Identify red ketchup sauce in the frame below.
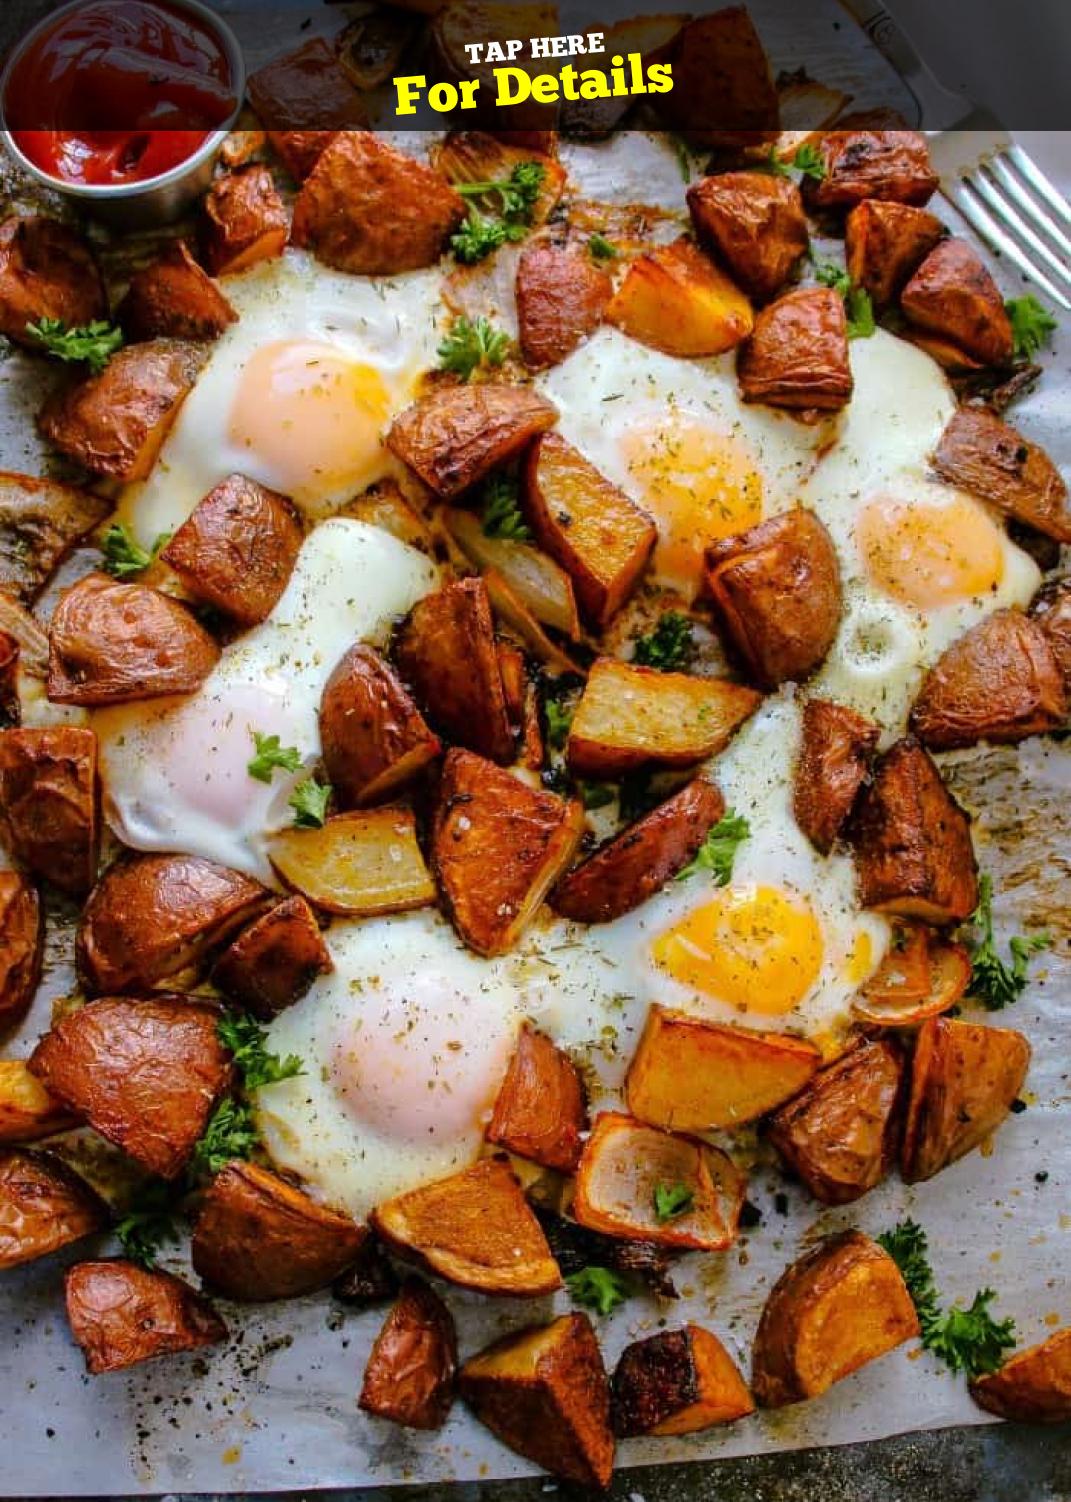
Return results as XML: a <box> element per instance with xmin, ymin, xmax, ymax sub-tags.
<box><xmin>6</xmin><ymin>0</ymin><xmax>236</xmax><ymax>186</ymax></box>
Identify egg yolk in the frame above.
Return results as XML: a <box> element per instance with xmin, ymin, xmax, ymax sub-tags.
<box><xmin>857</xmin><ymin>494</ymin><xmax>1005</xmax><ymax>610</ymax></box>
<box><xmin>622</xmin><ymin>417</ymin><xmax>763</xmax><ymax>598</ymax></box>
<box><xmin>228</xmin><ymin>339</ymin><xmax>391</xmax><ymax>505</ymax></box>
<box><xmin>651</xmin><ymin>885</ymin><xmax>823</xmax><ymax>1015</ymax></box>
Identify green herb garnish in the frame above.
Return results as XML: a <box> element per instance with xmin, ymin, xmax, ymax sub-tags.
<box><xmin>247</xmin><ymin>730</ymin><xmax>303</xmax><ymax>784</ymax></box>
<box><xmin>543</xmin><ymin>692</ymin><xmax>574</xmax><ymax>750</ymax></box>
<box><xmin>966</xmin><ymin>872</ymin><xmax>1050</xmax><ymax>1010</ymax></box>
<box><xmin>114</xmin><ymin>1180</ymin><xmax>178</xmax><ymax>1270</ymax></box>
<box><xmin>289</xmin><ymin>777</ymin><xmax>331</xmax><ymax>829</ymax></box>
<box><xmin>765</xmin><ymin>142</ymin><xmax>826</xmax><ymax>181</ymax></box>
<box><xmin>565</xmin><ymin>1265</ymin><xmax>631</xmax><ymax>1316</ymax></box>
<box><xmin>481</xmin><ymin>472</ymin><xmax>531</xmax><ymax>541</ymax></box>
<box><xmin>579</xmin><ymin>782</ymin><xmax>615</xmax><ymax>810</ymax></box>
<box><xmin>100</xmin><ymin>522</ymin><xmax>170</xmax><ymax>580</ymax></box>
<box><xmin>676</xmin><ymin>809</ymin><xmax>750</xmax><ymax>883</ymax></box>
<box><xmin>190</xmin><ymin>1095</ymin><xmax>260</xmax><ymax>1178</ymax></box>
<box><xmin>633</xmin><ymin>611</ymin><xmax>695</xmax><ymax>672</ymax></box>
<box><xmin>437</xmin><ymin>314</ymin><xmax>511</xmax><ymax>380</ymax></box>
<box><xmin>653</xmin><ymin>1181</ymin><xmax>694</xmax><ymax>1223</ymax></box>
<box><xmin>218</xmin><ymin>1010</ymin><xmax>304</xmax><ymax>1091</ymax></box>
<box><xmin>25</xmin><ymin>316</ymin><xmax>124</xmax><ymax>374</ymax></box>
<box><xmin>589</xmin><ymin>232</ymin><xmax>618</xmax><ymax>261</ymax></box>
<box><xmin>814</xmin><ymin>258</ymin><xmax>874</xmax><ymax>338</ymax></box>
<box><xmin>1006</xmin><ymin>295</ymin><xmax>1058</xmax><ymax>361</ymax></box>
<box><xmin>450</xmin><ymin>162</ymin><xmax>546</xmax><ymax>264</ymax></box>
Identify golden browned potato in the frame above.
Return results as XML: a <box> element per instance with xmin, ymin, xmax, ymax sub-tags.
<box><xmin>248</xmin><ymin>39</ymin><xmax>367</xmax><ymax>164</ymax></box>
<box><xmin>320</xmin><ymin>643</ymin><xmax>441</xmax><ymax>806</ymax></box>
<box><xmin>459</xmin><ymin>1313</ymin><xmax>614</xmax><ymax>1489</ymax></box>
<box><xmin>0</xmin><ymin>216</ymin><xmax>106</xmax><ymax>348</ymax></box>
<box><xmin>118</xmin><ymin>241</ymin><xmax>237</xmax><ymax>342</ymax></box>
<box><xmin>752</xmin><ymin>1231</ymin><xmax>919</xmax><ymax>1407</ymax></box>
<box><xmin>606</xmin><ymin>237</ymin><xmax>754</xmax><ymax>357</ymax></box>
<box><xmin>66</xmin><ymin>1260</ymin><xmax>227</xmax><ymax>1374</ymax></box>
<box><xmin>793</xmin><ymin>697</ymin><xmax>879</xmax><ymax>854</ymax></box>
<box><xmin>516</xmin><ymin>238</ymin><xmax>612</xmax><ymax>369</ymax></box>
<box><xmin>48</xmin><ymin>573</ymin><xmax>220</xmax><ymax>705</ymax></box>
<box><xmin>268</xmin><ymin>130</ymin><xmax>337</xmax><ymax>181</ymax></box>
<box><xmin>77</xmin><ymin>852</ymin><xmax>267</xmax><ymax>993</ymax></box>
<box><xmin>901</xmin><ymin>327</ymin><xmax>986</xmax><ymax>373</ymax></box>
<box><xmin>551</xmin><ymin>778</ymin><xmax>726</xmax><ymax>924</ymax></box>
<box><xmin>566</xmin><ymin>659</ymin><xmax>761</xmax><ymax>779</ymax></box>
<box><xmin>737</xmin><ymin>287</ymin><xmax>853</xmax><ymax>409</ymax></box>
<box><xmin>572</xmin><ymin>1111</ymin><xmax>745</xmax><ymax>1252</ymax></box>
<box><xmin>1030</xmin><ymin>577</ymin><xmax>1071</xmax><ymax>687</ymax></box>
<box><xmin>213</xmin><ymin>895</ymin><xmax>331</xmax><ymax>1019</ymax></box>
<box><xmin>0</xmin><ymin>726</ymin><xmax>99</xmax><ymax>896</ymax></box>
<box><xmin>970</xmin><ymin>1328</ymin><xmax>1071</xmax><ymax>1423</ymax></box>
<box><xmin>626</xmin><ymin>1005</ymin><xmax>821</xmax><ymax>1132</ymax></box>
<box><xmin>29</xmin><ymin>996</ymin><xmax>233</xmax><ymax>1179</ymax></box>
<box><xmin>160</xmin><ymin>473</ymin><xmax>303</xmax><ymax>626</ymax></box>
<box><xmin>201</xmin><ymin>165</ymin><xmax>288</xmax><ymax>276</ymax></box>
<box><xmin>808</xmin><ymin>131</ymin><xmax>939</xmax><ymax>208</ymax></box>
<box><xmin>705</xmin><ymin>509</ymin><xmax>843</xmax><ymax>688</ymax></box>
<box><xmin>852</xmin><ymin>922</ymin><xmax>970</xmax><ymax>1026</ymax></box>
<box><xmin>359</xmin><ymin>1278</ymin><xmax>458</xmax><ymax>1430</ymax></box>
<box><xmin>611</xmin><ymin>1325</ymin><xmax>754</xmax><ymax>1436</ymax></box>
<box><xmin>0</xmin><ymin>1061</ymin><xmax>76</xmax><ymax>1143</ymax></box>
<box><xmin>901</xmin><ymin>238</ymin><xmax>1014</xmax><ymax>366</ymax></box>
<box><xmin>901</xmin><ymin>1015</ymin><xmax>1031</xmax><ymax>1183</ymax></box>
<box><xmin>192</xmin><ymin>1160</ymin><xmax>367</xmax><ymax>1299</ymax></box>
<box><xmin>0</xmin><ymin>1148</ymin><xmax>107</xmax><ymax>1269</ymax></box>
<box><xmin>0</xmin><ymin>871</ymin><xmax>41</xmax><ymax>1030</ymax></box>
<box><xmin>0</xmin><ymin>471</ymin><xmax>110</xmax><ymax>602</ymax></box>
<box><xmin>38</xmin><ymin>339</ymin><xmax>202</xmax><ymax>482</ymax></box>
<box><xmin>268</xmin><ymin>809</ymin><xmax>436</xmax><ymax>917</ymax></box>
<box><xmin>372</xmin><ymin>1156</ymin><xmax>562</xmax><ymax>1296</ymax></box>
<box><xmin>849</xmin><ymin>737</ymin><xmax>978</xmax><ymax>924</ymax></box>
<box><xmin>344</xmin><ymin>479</ymin><xmax>435</xmax><ymax>556</ymax></box>
<box><xmin>687</xmin><ymin>172</ymin><xmax>808</xmax><ymax>303</ymax></box>
<box><xmin>657</xmin><ymin>8</ymin><xmax>779</xmax><ymax>146</ymax></box>
<box><xmin>497</xmin><ymin>640</ymin><xmax>543</xmax><ymax>769</ymax></box>
<box><xmin>522</xmin><ymin>432</ymin><xmax>657</xmax><ymax>627</ymax></box>
<box><xmin>292</xmin><ymin>132</ymin><xmax>464</xmax><ymax>276</ymax></box>
<box><xmin>910</xmin><ymin>609</ymin><xmax>1066</xmax><ymax>749</ymax></box>
<box><xmin>486</xmin><ymin>1022</ymin><xmax>588</xmax><ymax>1172</ymax></box>
<box><xmin>387</xmin><ymin>383</ymin><xmax>558</xmax><ymax>500</ymax></box>
<box><xmin>431</xmin><ymin>10</ymin><xmax>558</xmax><ymax>137</ymax></box>
<box><xmin>844</xmin><ymin>200</ymin><xmax>944</xmax><ymax>308</ymax></box>
<box><xmin>932</xmin><ymin>407</ymin><xmax>1071</xmax><ymax>543</ymax></box>
<box><xmin>434</xmin><ymin>131</ymin><xmax>564</xmax><ymax>228</ymax></box>
<box><xmin>560</xmin><ymin>13</ymin><xmax>685</xmax><ymax>136</ymax></box>
<box><xmin>219</xmin><ymin>127</ymin><xmax>267</xmax><ymax>169</ymax></box>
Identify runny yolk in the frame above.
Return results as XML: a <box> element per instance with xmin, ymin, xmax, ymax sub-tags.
<box><xmin>857</xmin><ymin>493</ymin><xmax>1005</xmax><ymax>610</ymax></box>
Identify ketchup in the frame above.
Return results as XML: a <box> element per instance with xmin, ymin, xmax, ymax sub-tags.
<box><xmin>6</xmin><ymin>0</ymin><xmax>237</xmax><ymax>186</ymax></box>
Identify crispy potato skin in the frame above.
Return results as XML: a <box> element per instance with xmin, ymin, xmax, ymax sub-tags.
<box><xmin>487</xmin><ymin>1023</ymin><xmax>588</xmax><ymax>1172</ymax></box>
<box><xmin>212</xmin><ymin>895</ymin><xmax>331</xmax><ymax>1019</ymax></box>
<box><xmin>902</xmin><ymin>239</ymin><xmax>1014</xmax><ymax>366</ymax></box>
<box><xmin>849</xmin><ymin>736</ymin><xmax>978</xmax><ymax>924</ymax></box>
<box><xmin>901</xmin><ymin>1016</ymin><xmax>1031</xmax><ymax>1184</ymax></box>
<box><xmin>292</xmin><ymin>132</ymin><xmax>464</xmax><ymax>275</ymax></box>
<box><xmin>970</xmin><ymin>1329</ymin><xmax>1071</xmax><ymax>1423</ymax></box>
<box><xmin>932</xmin><ymin>407</ymin><xmax>1071</xmax><ymax>543</ymax></box>
<box><xmin>606</xmin><ymin>237</ymin><xmax>754</xmax><ymax>357</ymax></box>
<box><xmin>552</xmin><ymin>778</ymin><xmax>726</xmax><ymax>924</ymax></box>
<box><xmin>359</xmin><ymin>1278</ymin><xmax>458</xmax><ymax>1430</ymax></box>
<box><xmin>844</xmin><ymin>200</ymin><xmax>944</xmax><ymax>308</ymax></box>
<box><xmin>248</xmin><ymin>39</ymin><xmax>367</xmax><ymax>152</ymax></box>
<box><xmin>1030</xmin><ymin>577</ymin><xmax>1071</xmax><ymax>688</ymax></box>
<box><xmin>119</xmin><ymin>241</ymin><xmax>237</xmax><ymax>342</ymax></box>
<box><xmin>29</xmin><ymin>996</ymin><xmax>233</xmax><ymax>1179</ymax></box>
<box><xmin>48</xmin><ymin>573</ymin><xmax>220</xmax><ymax>706</ymax></box>
<box><xmin>738</xmin><ymin>287</ymin><xmax>853</xmax><ymax>410</ymax></box>
<box><xmin>333</xmin><ymin>1234</ymin><xmax>400</xmax><ymax>1305</ymax></box>
<box><xmin>752</xmin><ymin>1231</ymin><xmax>919</xmax><ymax>1407</ymax></box>
<box><xmin>810</xmin><ymin>131</ymin><xmax>938</xmax><ymax>208</ymax></box>
<box><xmin>767</xmin><ymin>1038</ymin><xmax>904</xmax><ymax>1205</ymax></box>
<box><xmin>320</xmin><ymin>643</ymin><xmax>441</xmax><ymax>806</ymax></box>
<box><xmin>0</xmin><ymin>471</ymin><xmax>110</xmax><ymax>603</ymax></box>
<box><xmin>0</xmin><ymin>216</ymin><xmax>106</xmax><ymax>347</ymax></box>
<box><xmin>38</xmin><ymin>340</ymin><xmax>202</xmax><ymax>482</ymax></box>
<box><xmin>77</xmin><ymin>853</ymin><xmax>267</xmax><ymax>994</ymax></box>
<box><xmin>65</xmin><ymin>1260</ymin><xmax>226</xmax><ymax>1374</ymax></box>
<box><xmin>910</xmin><ymin>609</ymin><xmax>1066</xmax><ymax>749</ymax></box>
<box><xmin>201</xmin><ymin>166</ymin><xmax>288</xmax><ymax>276</ymax></box>
<box><xmin>611</xmin><ymin>1325</ymin><xmax>754</xmax><ymax>1437</ymax></box>
<box><xmin>0</xmin><ymin>872</ymin><xmax>42</xmax><ymax>1031</ymax></box>
<box><xmin>705</xmin><ymin>509</ymin><xmax>843</xmax><ymax>688</ymax></box>
<box><xmin>0</xmin><ymin>1061</ymin><xmax>75</xmax><ymax>1144</ymax></box>
<box><xmin>687</xmin><ymin>172</ymin><xmax>808</xmax><ymax>303</ymax></box>
<box><xmin>516</xmin><ymin>239</ymin><xmax>612</xmax><ymax>369</ymax></box>
<box><xmin>657</xmin><ymin>8</ymin><xmax>779</xmax><ymax>145</ymax></box>
<box><xmin>387</xmin><ymin>383</ymin><xmax>558</xmax><ymax>500</ymax></box>
<box><xmin>0</xmin><ymin>726</ymin><xmax>98</xmax><ymax>896</ymax></box>
<box><xmin>0</xmin><ymin>1148</ymin><xmax>107</xmax><ymax>1269</ymax></box>
<box><xmin>193</xmin><ymin>1160</ymin><xmax>366</xmax><ymax>1300</ymax></box>
<box><xmin>431</xmin><ymin>748</ymin><xmax>584</xmax><ymax>956</ymax></box>
<box><xmin>793</xmin><ymin>698</ymin><xmax>879</xmax><ymax>854</ymax></box>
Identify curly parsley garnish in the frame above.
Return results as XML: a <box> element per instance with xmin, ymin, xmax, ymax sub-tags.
<box><xmin>437</xmin><ymin>314</ymin><xmax>511</xmax><ymax>381</ymax></box>
<box><xmin>481</xmin><ymin>472</ymin><xmax>532</xmax><ymax>541</ymax></box>
<box><xmin>588</xmin><ymin>232</ymin><xmax>618</xmax><ymax>262</ymax></box>
<box><xmin>815</xmin><ymin>258</ymin><xmax>875</xmax><ymax>339</ymax></box>
<box><xmin>633</xmin><ymin>611</ymin><xmax>695</xmax><ymax>672</ymax></box>
<box><xmin>247</xmin><ymin>730</ymin><xmax>302</xmax><ymax>784</ymax></box>
<box><xmin>1006</xmin><ymin>295</ymin><xmax>1058</xmax><ymax>361</ymax></box>
<box><xmin>653</xmin><ymin>1182</ymin><xmax>694</xmax><ymax>1223</ymax></box>
<box><xmin>766</xmin><ymin>141</ymin><xmax>826</xmax><ymax>182</ymax></box>
<box><xmin>289</xmin><ymin>777</ymin><xmax>332</xmax><ymax>829</ymax></box>
<box><xmin>218</xmin><ymin>1010</ymin><xmax>304</xmax><ymax>1091</ymax></box>
<box><xmin>25</xmin><ymin>316</ymin><xmax>124</xmax><ymax>374</ymax></box>
<box><xmin>565</xmin><ymin>1265</ymin><xmax>632</xmax><ymax>1316</ymax></box>
<box><xmin>115</xmin><ymin>1181</ymin><xmax>179</xmax><ymax>1269</ymax></box>
<box><xmin>101</xmin><ymin>522</ymin><xmax>170</xmax><ymax>580</ymax></box>
<box><xmin>450</xmin><ymin>161</ymin><xmax>546</xmax><ymax>264</ymax></box>
<box><xmin>676</xmin><ymin>809</ymin><xmax>750</xmax><ymax>883</ymax></box>
<box><xmin>190</xmin><ymin>1095</ymin><xmax>260</xmax><ymax>1178</ymax></box>
<box><xmin>966</xmin><ymin>872</ymin><xmax>1050</xmax><ymax>1010</ymax></box>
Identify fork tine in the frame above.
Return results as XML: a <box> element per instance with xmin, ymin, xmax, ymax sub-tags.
<box><xmin>991</xmin><ymin>155</ymin><xmax>1071</xmax><ymax>267</ymax></box>
<box><xmin>968</xmin><ymin>173</ymin><xmax>1071</xmax><ymax>293</ymax></box>
<box><xmin>1008</xmin><ymin>144</ymin><xmax>1071</xmax><ymax>231</ymax></box>
<box><xmin>950</xmin><ymin>183</ymin><xmax>1071</xmax><ymax>311</ymax></box>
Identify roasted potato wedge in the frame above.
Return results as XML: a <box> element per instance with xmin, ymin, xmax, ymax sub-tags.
<box><xmin>459</xmin><ymin>1313</ymin><xmax>614</xmax><ymax>1489</ymax></box>
<box><xmin>844</xmin><ymin>200</ymin><xmax>944</xmax><ymax>308</ymax></box>
<box><xmin>372</xmin><ymin>1156</ymin><xmax>561</xmax><ymax>1296</ymax></box>
<box><xmin>901</xmin><ymin>1015</ymin><xmax>1031</xmax><ymax>1184</ymax></box>
<box><xmin>626</xmin><ymin>1006</ymin><xmax>821</xmax><ymax>1132</ymax></box>
<box><xmin>497</xmin><ymin>641</ymin><xmax>542</xmax><ymax>769</ymax></box>
<box><xmin>213</xmin><ymin>895</ymin><xmax>331</xmax><ymax>1019</ymax></box>
<box><xmin>445</xmin><ymin>507</ymin><xmax>580</xmax><ymax>640</ymax></box>
<box><xmin>902</xmin><ymin>328</ymin><xmax>985</xmax><ymax>373</ymax></box>
<box><xmin>687</xmin><ymin>172</ymin><xmax>808</xmax><ymax>303</ymax></box>
<box><xmin>160</xmin><ymin>473</ymin><xmax>303</xmax><ymax>627</ymax></box>
<box><xmin>269</xmin><ymin>809</ymin><xmax>435</xmax><ymax>917</ymax></box>
<box><xmin>516</xmin><ymin>238</ymin><xmax>612</xmax><ymax>369</ymax></box>
<box><xmin>902</xmin><ymin>238</ymin><xmax>1014</xmax><ymax>366</ymax></box>
<box><xmin>1030</xmin><ymin>577</ymin><xmax>1071</xmax><ymax>686</ymax></box>
<box><xmin>0</xmin><ymin>630</ymin><xmax>17</xmax><ymax>724</ymax></box>
<box><xmin>387</xmin><ymin>383</ymin><xmax>558</xmax><ymax>500</ymax></box>
<box><xmin>29</xmin><ymin>996</ymin><xmax>233</xmax><ymax>1179</ymax></box>
<box><xmin>606</xmin><ymin>237</ymin><xmax>754</xmax><ymax>357</ymax></box>
<box><xmin>560</xmin><ymin>13</ymin><xmax>685</xmax><ymax>136</ymax></box>
<box><xmin>0</xmin><ymin>216</ymin><xmax>106</xmax><ymax>347</ymax></box>
<box><xmin>77</xmin><ymin>852</ymin><xmax>267</xmax><ymax>994</ymax></box>
<box><xmin>201</xmin><ymin>165</ymin><xmax>287</xmax><ymax>276</ymax></box>
<box><xmin>738</xmin><ymin>287</ymin><xmax>853</xmax><ymax>410</ymax></box>
<box><xmin>552</xmin><ymin>778</ymin><xmax>726</xmax><ymax>923</ymax></box>
<box><xmin>118</xmin><ymin>241</ymin><xmax>237</xmax><ymax>342</ymax></box>
<box><xmin>850</xmin><ymin>737</ymin><xmax>978</xmax><ymax>924</ymax></box>
<box><xmin>657</xmin><ymin>8</ymin><xmax>779</xmax><ymax>146</ymax></box>
<box><xmin>752</xmin><ymin>1230</ymin><xmax>919</xmax><ymax>1407</ymax></box>
<box><xmin>852</xmin><ymin>922</ymin><xmax>971</xmax><ymax>1026</ymax></box>
<box><xmin>247</xmin><ymin>39</ymin><xmax>367</xmax><ymax>156</ymax></box>
<box><xmin>522</xmin><ymin>432</ymin><xmax>657</xmax><ymax>627</ymax></box>
<box><xmin>268</xmin><ymin>130</ymin><xmax>337</xmax><ymax>182</ymax></box>
<box><xmin>793</xmin><ymin>697</ymin><xmax>879</xmax><ymax>854</ymax></box>
<box><xmin>359</xmin><ymin>1278</ymin><xmax>458</xmax><ymax>1431</ymax></box>
<box><xmin>0</xmin><ymin>1061</ymin><xmax>76</xmax><ymax>1143</ymax></box>
<box><xmin>809</xmin><ymin>131</ymin><xmax>938</xmax><ymax>208</ymax></box>
<box><xmin>38</xmin><ymin>340</ymin><xmax>202</xmax><ymax>482</ymax></box>
<box><xmin>0</xmin><ymin>872</ymin><xmax>42</xmax><ymax>1031</ymax></box>
<box><xmin>320</xmin><ymin>643</ymin><xmax>440</xmax><ymax>807</ymax></box>
<box><xmin>345</xmin><ymin>479</ymin><xmax>435</xmax><ymax>556</ymax></box>
<box><xmin>970</xmin><ymin>1328</ymin><xmax>1071</xmax><ymax>1424</ymax></box>
<box><xmin>333</xmin><ymin>1233</ymin><xmax>400</xmax><ymax>1306</ymax></box>
<box><xmin>932</xmin><ymin>407</ymin><xmax>1071</xmax><ymax>543</ymax></box>
<box><xmin>486</xmin><ymin>1023</ymin><xmax>587</xmax><ymax>1172</ymax></box>
<box><xmin>0</xmin><ymin>1148</ymin><xmax>107</xmax><ymax>1269</ymax></box>
<box><xmin>66</xmin><ymin>1260</ymin><xmax>226</xmax><ymax>1373</ymax></box>
<box><xmin>566</xmin><ymin>658</ymin><xmax>760</xmax><ymax>779</ymax></box>
<box><xmin>0</xmin><ymin>725</ymin><xmax>98</xmax><ymax>896</ymax></box>
<box><xmin>611</xmin><ymin>1325</ymin><xmax>754</xmax><ymax>1436</ymax></box>
<box><xmin>0</xmin><ymin>471</ymin><xmax>110</xmax><ymax>603</ymax></box>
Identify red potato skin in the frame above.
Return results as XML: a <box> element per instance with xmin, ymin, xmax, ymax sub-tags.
<box><xmin>0</xmin><ymin>216</ymin><xmax>106</xmax><ymax>348</ymax></box>
<box><xmin>687</xmin><ymin>172</ymin><xmax>809</xmax><ymax>303</ymax></box>
<box><xmin>932</xmin><ymin>407</ymin><xmax>1071</xmax><ymax>544</ymax></box>
<box><xmin>486</xmin><ymin>1022</ymin><xmax>588</xmax><ymax>1173</ymax></box>
<box><xmin>118</xmin><ymin>241</ymin><xmax>237</xmax><ymax>342</ymax></box>
<box><xmin>1030</xmin><ymin>578</ymin><xmax>1071</xmax><ymax>689</ymax></box>
<box><xmin>359</xmin><ymin>1278</ymin><xmax>458</xmax><ymax>1430</ymax></box>
<box><xmin>0</xmin><ymin>471</ymin><xmax>111</xmax><ymax>604</ymax></box>
<box><xmin>516</xmin><ymin>239</ymin><xmax>613</xmax><ymax>369</ymax></box>
<box><xmin>0</xmin><ymin>725</ymin><xmax>99</xmax><ymax>896</ymax></box>
<box><xmin>0</xmin><ymin>1148</ymin><xmax>108</xmax><ymax>1270</ymax></box>
<box><xmin>386</xmin><ymin>383</ymin><xmax>558</xmax><ymax>501</ymax></box>
<box><xmin>793</xmin><ymin>698</ymin><xmax>879</xmax><ymax>855</ymax></box>
<box><xmin>737</xmin><ymin>287</ymin><xmax>853</xmax><ymax>410</ymax></box>
<box><xmin>320</xmin><ymin>643</ymin><xmax>441</xmax><ymax>807</ymax></box>
<box><xmin>200</xmin><ymin>166</ymin><xmax>288</xmax><ymax>277</ymax></box>
<box><xmin>970</xmin><ymin>1329</ymin><xmax>1071</xmax><ymax>1423</ymax></box>
<box><xmin>901</xmin><ymin>239</ymin><xmax>1014</xmax><ymax>367</ymax></box>
<box><xmin>212</xmin><ymin>895</ymin><xmax>332</xmax><ymax>1019</ymax></box>
<box><xmin>844</xmin><ymin>200</ymin><xmax>945</xmax><ymax>308</ymax></box>
<box><xmin>0</xmin><ymin>872</ymin><xmax>42</xmax><ymax>1032</ymax></box>
<box><xmin>248</xmin><ymin>38</ymin><xmax>367</xmax><ymax>146</ymax></box>
<box><xmin>65</xmin><ymin>1260</ymin><xmax>226</xmax><ymax>1374</ymax></box>
<box><xmin>809</xmin><ymin>131</ymin><xmax>939</xmax><ymax>208</ymax></box>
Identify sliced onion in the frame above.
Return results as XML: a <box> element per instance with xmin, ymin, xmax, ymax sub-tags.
<box><xmin>446</xmin><ymin>509</ymin><xmax>581</xmax><ymax>640</ymax></box>
<box><xmin>853</xmin><ymin>924</ymin><xmax>971</xmax><ymax>1026</ymax></box>
<box><xmin>0</xmin><ymin>590</ymin><xmax>48</xmax><ymax>677</ymax></box>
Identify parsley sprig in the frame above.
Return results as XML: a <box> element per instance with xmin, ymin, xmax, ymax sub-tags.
<box><xmin>565</xmin><ymin>1265</ymin><xmax>632</xmax><ymax>1316</ymax></box>
<box><xmin>676</xmin><ymin>809</ymin><xmax>750</xmax><ymax>883</ymax></box>
<box><xmin>542</xmin><ymin>686</ymin><xmax>576</xmax><ymax>750</ymax></box>
<box><xmin>115</xmin><ymin>1180</ymin><xmax>179</xmax><ymax>1270</ymax></box>
<box><xmin>766</xmin><ymin>142</ymin><xmax>826</xmax><ymax>182</ymax></box>
<box><xmin>247</xmin><ymin>730</ymin><xmax>302</xmax><ymax>784</ymax></box>
<box><xmin>450</xmin><ymin>162</ymin><xmax>546</xmax><ymax>264</ymax></box>
<box><xmin>966</xmin><ymin>872</ymin><xmax>1050</xmax><ymax>1010</ymax></box>
<box><xmin>218</xmin><ymin>1010</ymin><xmax>304</xmax><ymax>1091</ymax></box>
<box><xmin>26</xmin><ymin>316</ymin><xmax>124</xmax><ymax>374</ymax></box>
<box><xmin>101</xmin><ymin>522</ymin><xmax>170</xmax><ymax>580</ymax></box>
<box><xmin>481</xmin><ymin>472</ymin><xmax>531</xmax><ymax>541</ymax></box>
<box><xmin>653</xmin><ymin>1182</ymin><xmax>694</xmax><ymax>1223</ymax></box>
<box><xmin>1005</xmin><ymin>295</ymin><xmax>1058</xmax><ymax>361</ymax></box>
<box><xmin>190</xmin><ymin>1095</ymin><xmax>260</xmax><ymax>1179</ymax></box>
<box><xmin>633</xmin><ymin>612</ymin><xmax>695</xmax><ymax>672</ymax></box>
<box><xmin>437</xmin><ymin>315</ymin><xmax>511</xmax><ymax>381</ymax></box>
<box><xmin>588</xmin><ymin>232</ymin><xmax>618</xmax><ymax>262</ymax></box>
<box><xmin>289</xmin><ymin>777</ymin><xmax>332</xmax><ymax>828</ymax></box>
<box><xmin>815</xmin><ymin>259</ymin><xmax>875</xmax><ymax>339</ymax></box>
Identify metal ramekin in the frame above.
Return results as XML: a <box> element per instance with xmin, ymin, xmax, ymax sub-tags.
<box><xmin>0</xmin><ymin>0</ymin><xmax>245</xmax><ymax>230</ymax></box>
